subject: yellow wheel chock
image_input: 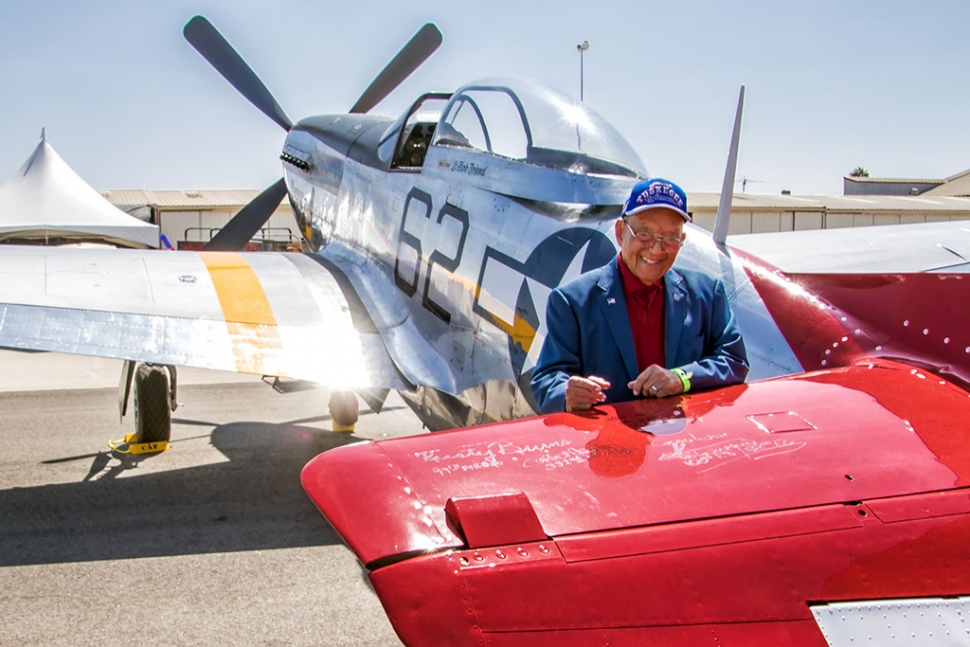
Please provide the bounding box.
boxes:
[108,433,171,455]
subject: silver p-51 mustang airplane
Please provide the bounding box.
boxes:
[1,16,967,446]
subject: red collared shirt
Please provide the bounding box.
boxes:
[617,253,665,373]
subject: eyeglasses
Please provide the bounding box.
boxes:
[623,218,684,250]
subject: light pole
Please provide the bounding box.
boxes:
[576,40,589,101]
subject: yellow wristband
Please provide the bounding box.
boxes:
[672,368,692,393]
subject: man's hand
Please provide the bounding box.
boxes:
[565,375,610,412]
[629,365,683,398]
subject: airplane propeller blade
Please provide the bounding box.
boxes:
[203,178,289,251]
[183,15,293,131]
[349,23,442,114]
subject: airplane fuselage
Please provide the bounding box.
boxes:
[277,81,808,430]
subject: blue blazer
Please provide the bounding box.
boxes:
[529,257,749,413]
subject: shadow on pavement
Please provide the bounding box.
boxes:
[1,420,364,567]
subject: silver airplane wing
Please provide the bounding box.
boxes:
[0,246,410,390]
[729,220,970,273]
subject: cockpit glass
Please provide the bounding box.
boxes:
[380,93,451,166]
[432,77,646,178]
[440,90,527,159]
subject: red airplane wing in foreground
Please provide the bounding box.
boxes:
[303,359,970,646]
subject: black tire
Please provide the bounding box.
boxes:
[133,364,172,444]
[329,390,359,429]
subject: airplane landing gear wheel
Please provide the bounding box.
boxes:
[329,391,359,432]
[134,364,172,444]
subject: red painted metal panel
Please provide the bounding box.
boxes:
[820,514,970,598]
[789,273,970,389]
[555,503,864,562]
[369,509,970,645]
[867,489,970,523]
[305,361,970,567]
[369,553,487,646]
[445,492,548,548]
[303,360,970,645]
[478,621,829,647]
[734,250,867,371]
[300,440,462,566]
[735,252,970,391]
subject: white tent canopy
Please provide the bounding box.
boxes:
[0,136,159,248]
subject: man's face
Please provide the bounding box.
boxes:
[614,208,685,286]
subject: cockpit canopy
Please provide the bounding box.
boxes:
[383,77,647,178]
[433,77,646,178]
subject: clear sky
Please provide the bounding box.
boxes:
[1,0,968,197]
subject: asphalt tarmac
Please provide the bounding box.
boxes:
[0,350,426,646]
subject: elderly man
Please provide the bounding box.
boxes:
[529,178,748,414]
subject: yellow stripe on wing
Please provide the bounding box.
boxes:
[198,251,284,375]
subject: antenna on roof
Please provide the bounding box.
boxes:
[736,176,763,192]
[40,127,46,141]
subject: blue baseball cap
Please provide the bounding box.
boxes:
[622,178,690,222]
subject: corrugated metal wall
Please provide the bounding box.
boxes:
[691,210,970,234]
